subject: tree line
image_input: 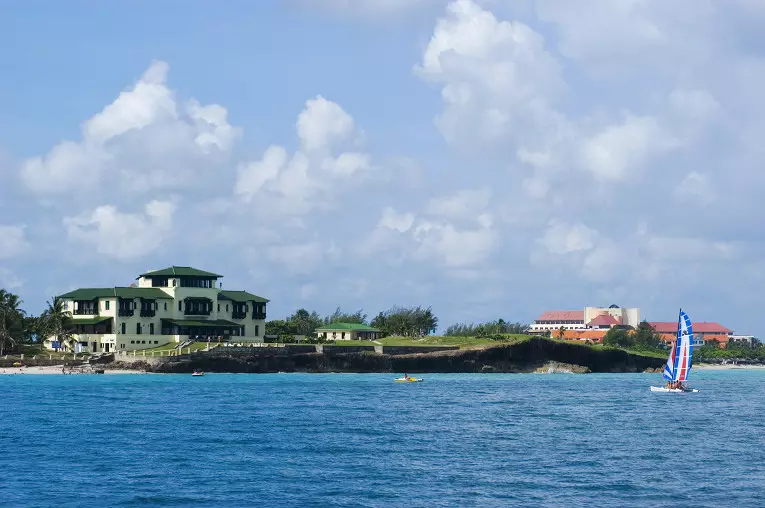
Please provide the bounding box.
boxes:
[445,319,529,338]
[0,289,74,354]
[265,305,440,341]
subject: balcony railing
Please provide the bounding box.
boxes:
[140,309,156,317]
[118,309,134,317]
[232,311,247,320]
[253,312,266,320]
[74,309,98,315]
[184,309,211,316]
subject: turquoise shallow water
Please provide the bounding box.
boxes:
[2,371,765,507]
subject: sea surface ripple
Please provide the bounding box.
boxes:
[2,371,765,507]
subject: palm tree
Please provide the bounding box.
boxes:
[41,297,73,352]
[557,326,566,340]
[0,290,26,355]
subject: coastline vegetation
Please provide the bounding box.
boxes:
[2,286,756,364]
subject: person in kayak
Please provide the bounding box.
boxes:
[403,373,410,380]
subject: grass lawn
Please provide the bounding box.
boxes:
[379,334,531,349]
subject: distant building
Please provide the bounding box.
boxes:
[45,266,268,353]
[316,323,381,341]
[649,322,733,348]
[530,305,639,334]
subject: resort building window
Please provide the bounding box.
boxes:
[118,298,134,317]
[136,323,142,335]
[121,323,126,334]
[151,277,169,287]
[149,323,155,335]
[140,299,156,317]
[255,325,259,336]
[74,300,98,315]
[105,301,110,310]
[164,302,167,311]
[178,301,182,311]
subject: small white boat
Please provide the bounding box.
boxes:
[651,308,698,394]
[394,376,423,383]
[650,386,699,393]
[192,371,205,377]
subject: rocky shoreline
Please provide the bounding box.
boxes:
[103,338,665,374]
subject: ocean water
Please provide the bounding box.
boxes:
[2,371,765,507]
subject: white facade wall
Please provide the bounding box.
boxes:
[48,277,266,352]
[584,307,640,327]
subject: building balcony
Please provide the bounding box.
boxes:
[184,310,211,316]
[118,309,134,317]
[140,309,156,318]
[232,311,247,320]
[253,312,266,320]
[74,309,98,315]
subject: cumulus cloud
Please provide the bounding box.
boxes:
[20,61,240,196]
[414,0,564,144]
[235,96,372,215]
[63,200,176,261]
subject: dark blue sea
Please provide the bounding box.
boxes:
[2,371,765,507]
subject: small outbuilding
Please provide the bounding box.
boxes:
[316,323,380,341]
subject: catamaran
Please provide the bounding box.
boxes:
[650,309,700,393]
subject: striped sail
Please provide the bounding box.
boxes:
[663,310,694,381]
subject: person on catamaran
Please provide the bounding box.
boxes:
[404,373,409,380]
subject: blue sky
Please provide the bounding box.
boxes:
[1,0,765,334]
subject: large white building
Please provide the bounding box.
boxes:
[529,305,640,334]
[45,266,268,353]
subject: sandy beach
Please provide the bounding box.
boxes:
[694,363,765,370]
[0,365,147,375]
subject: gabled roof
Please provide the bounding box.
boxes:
[138,266,223,279]
[587,314,620,326]
[649,321,732,334]
[536,310,585,322]
[58,288,173,300]
[316,322,379,332]
[217,290,269,303]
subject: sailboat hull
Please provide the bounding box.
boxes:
[650,386,699,393]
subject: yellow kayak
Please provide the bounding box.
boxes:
[394,377,423,383]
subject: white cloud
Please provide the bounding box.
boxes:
[0,225,30,259]
[235,96,371,216]
[415,0,564,144]
[63,200,175,261]
[0,268,22,289]
[367,191,497,269]
[412,219,496,267]
[379,207,415,233]
[538,219,599,255]
[266,242,327,275]
[578,114,675,181]
[297,95,356,153]
[425,187,491,221]
[674,171,717,205]
[21,61,240,196]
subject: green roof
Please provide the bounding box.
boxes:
[217,290,269,303]
[315,322,380,332]
[68,317,112,326]
[161,318,243,328]
[58,288,173,300]
[138,266,223,279]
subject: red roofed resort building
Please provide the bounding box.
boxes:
[649,321,733,348]
[530,304,743,347]
[530,305,640,335]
